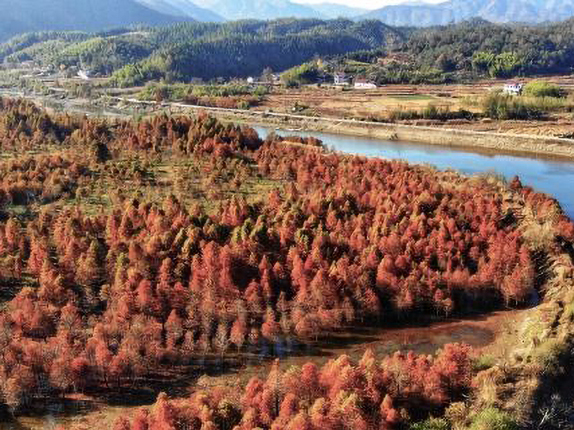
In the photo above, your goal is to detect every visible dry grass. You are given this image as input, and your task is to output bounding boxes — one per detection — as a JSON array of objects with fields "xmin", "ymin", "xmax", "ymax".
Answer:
[{"xmin": 475, "ymin": 367, "xmax": 506, "ymax": 407}]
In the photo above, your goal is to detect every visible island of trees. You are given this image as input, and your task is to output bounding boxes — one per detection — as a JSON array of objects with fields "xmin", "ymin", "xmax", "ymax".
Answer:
[{"xmin": 0, "ymin": 97, "xmax": 571, "ymax": 429}]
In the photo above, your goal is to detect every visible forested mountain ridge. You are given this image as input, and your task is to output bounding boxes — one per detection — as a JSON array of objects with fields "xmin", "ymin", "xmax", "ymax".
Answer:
[
  {"xmin": 0, "ymin": 19, "xmax": 404, "ymax": 85},
  {"xmin": 7, "ymin": 15, "xmax": 574, "ymax": 86},
  {"xmin": 324, "ymin": 17, "xmax": 574, "ymax": 85},
  {"xmin": 401, "ymin": 18, "xmax": 574, "ymax": 76},
  {"xmin": 0, "ymin": 0, "xmax": 190, "ymax": 43},
  {"xmin": 362, "ymin": 0, "xmax": 574, "ymax": 27},
  {"xmin": 111, "ymin": 19, "xmax": 403, "ymax": 85}
]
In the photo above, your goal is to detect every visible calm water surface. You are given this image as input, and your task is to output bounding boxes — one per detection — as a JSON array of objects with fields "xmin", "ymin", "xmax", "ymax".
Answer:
[{"xmin": 256, "ymin": 127, "xmax": 574, "ymax": 219}]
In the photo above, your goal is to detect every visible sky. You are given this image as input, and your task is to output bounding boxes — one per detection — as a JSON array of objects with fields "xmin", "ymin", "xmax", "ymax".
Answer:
[{"xmin": 293, "ymin": 0, "xmax": 444, "ymax": 10}]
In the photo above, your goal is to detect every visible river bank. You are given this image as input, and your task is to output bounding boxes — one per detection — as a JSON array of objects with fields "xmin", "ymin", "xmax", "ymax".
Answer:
[
  {"xmin": 144, "ymin": 100, "xmax": 574, "ymax": 160},
  {"xmin": 3, "ymin": 90, "xmax": 574, "ymax": 160}
]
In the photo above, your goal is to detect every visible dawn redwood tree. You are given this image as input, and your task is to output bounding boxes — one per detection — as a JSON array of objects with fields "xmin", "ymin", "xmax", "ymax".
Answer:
[
  {"xmin": 230, "ymin": 318, "xmax": 247, "ymax": 352},
  {"xmin": 0, "ymin": 101, "xmax": 564, "ymax": 416}
]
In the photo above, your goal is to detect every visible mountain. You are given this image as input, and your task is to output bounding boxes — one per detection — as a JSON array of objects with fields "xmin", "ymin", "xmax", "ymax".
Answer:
[
  {"xmin": 361, "ymin": 0, "xmax": 574, "ymax": 26},
  {"xmin": 0, "ymin": 0, "xmax": 189, "ymax": 42},
  {"xmin": 306, "ymin": 3, "xmax": 367, "ymax": 18},
  {"xmin": 361, "ymin": 3, "xmax": 453, "ymax": 27},
  {"xmin": 135, "ymin": 0, "xmax": 225, "ymax": 21},
  {"xmin": 194, "ymin": 0, "xmax": 325, "ymax": 20}
]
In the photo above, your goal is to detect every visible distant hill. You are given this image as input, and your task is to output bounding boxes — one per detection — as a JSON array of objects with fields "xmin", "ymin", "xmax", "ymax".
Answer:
[
  {"xmin": 361, "ymin": 3, "xmax": 453, "ymax": 27},
  {"xmin": 361, "ymin": 0, "xmax": 574, "ymax": 26},
  {"xmin": 0, "ymin": 0, "xmax": 189, "ymax": 42},
  {"xmin": 0, "ymin": 19, "xmax": 404, "ymax": 84},
  {"xmin": 194, "ymin": 0, "xmax": 324, "ymax": 20},
  {"xmin": 135, "ymin": 0, "xmax": 225, "ymax": 22},
  {"xmin": 307, "ymin": 3, "xmax": 367, "ymax": 18}
]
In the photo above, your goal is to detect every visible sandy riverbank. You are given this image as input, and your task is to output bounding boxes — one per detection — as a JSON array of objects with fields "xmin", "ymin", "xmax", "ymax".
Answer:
[{"xmin": 150, "ymin": 101, "xmax": 574, "ymax": 160}]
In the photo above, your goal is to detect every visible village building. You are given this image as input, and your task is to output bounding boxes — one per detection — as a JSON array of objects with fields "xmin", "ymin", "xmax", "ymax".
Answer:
[
  {"xmin": 503, "ymin": 82, "xmax": 523, "ymax": 96},
  {"xmin": 354, "ymin": 78, "xmax": 377, "ymax": 89},
  {"xmin": 333, "ymin": 72, "xmax": 350, "ymax": 86}
]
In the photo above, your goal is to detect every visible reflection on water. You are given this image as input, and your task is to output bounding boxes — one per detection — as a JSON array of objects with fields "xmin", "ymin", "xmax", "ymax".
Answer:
[
  {"xmin": 256, "ymin": 127, "xmax": 574, "ymax": 220},
  {"xmin": 2, "ymin": 310, "xmax": 517, "ymax": 430}
]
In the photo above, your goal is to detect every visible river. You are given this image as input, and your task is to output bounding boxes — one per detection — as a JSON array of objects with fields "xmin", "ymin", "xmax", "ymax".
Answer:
[{"xmin": 256, "ymin": 127, "xmax": 574, "ymax": 220}]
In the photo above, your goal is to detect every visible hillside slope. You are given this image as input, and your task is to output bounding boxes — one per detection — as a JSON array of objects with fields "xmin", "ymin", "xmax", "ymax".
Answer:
[
  {"xmin": 0, "ymin": 0, "xmax": 189, "ymax": 42},
  {"xmin": 136, "ymin": 0, "xmax": 225, "ymax": 21}
]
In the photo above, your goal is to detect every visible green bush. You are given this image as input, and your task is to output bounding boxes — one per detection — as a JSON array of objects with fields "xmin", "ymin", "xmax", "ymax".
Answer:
[
  {"xmin": 482, "ymin": 93, "xmax": 544, "ymax": 120},
  {"xmin": 469, "ymin": 408, "xmax": 518, "ymax": 430},
  {"xmin": 138, "ymin": 83, "xmax": 269, "ymax": 102},
  {"xmin": 473, "ymin": 354, "xmax": 496, "ymax": 372},
  {"xmin": 523, "ymin": 81, "xmax": 563, "ymax": 98},
  {"xmin": 281, "ymin": 62, "xmax": 322, "ymax": 86},
  {"xmin": 410, "ymin": 418, "xmax": 450, "ymax": 430},
  {"xmin": 388, "ymin": 105, "xmax": 474, "ymax": 122},
  {"xmin": 472, "ymin": 51, "xmax": 524, "ymax": 78}
]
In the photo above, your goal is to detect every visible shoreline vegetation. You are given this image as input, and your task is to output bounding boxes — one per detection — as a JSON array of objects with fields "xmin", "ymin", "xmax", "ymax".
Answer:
[
  {"xmin": 3, "ymin": 89, "xmax": 574, "ymax": 161},
  {"xmin": 115, "ymin": 97, "xmax": 574, "ymax": 160}
]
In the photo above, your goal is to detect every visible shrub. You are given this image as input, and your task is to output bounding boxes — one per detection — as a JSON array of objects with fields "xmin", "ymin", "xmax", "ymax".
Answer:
[
  {"xmin": 523, "ymin": 81, "xmax": 563, "ymax": 98},
  {"xmin": 410, "ymin": 418, "xmax": 451, "ymax": 430},
  {"xmin": 532, "ymin": 339, "xmax": 569, "ymax": 374},
  {"xmin": 469, "ymin": 408, "xmax": 518, "ymax": 430},
  {"xmin": 281, "ymin": 62, "xmax": 322, "ymax": 85},
  {"xmin": 482, "ymin": 94, "xmax": 543, "ymax": 120},
  {"xmin": 473, "ymin": 354, "xmax": 496, "ymax": 372},
  {"xmin": 388, "ymin": 105, "xmax": 474, "ymax": 122}
]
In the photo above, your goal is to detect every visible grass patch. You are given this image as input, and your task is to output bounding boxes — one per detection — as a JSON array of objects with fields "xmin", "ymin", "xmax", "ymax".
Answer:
[
  {"xmin": 473, "ymin": 354, "xmax": 496, "ymax": 372},
  {"xmin": 389, "ymin": 94, "xmax": 436, "ymax": 101},
  {"xmin": 532, "ymin": 339, "xmax": 569, "ymax": 374},
  {"xmin": 388, "ymin": 105, "xmax": 474, "ymax": 121},
  {"xmin": 409, "ymin": 417, "xmax": 450, "ymax": 430},
  {"xmin": 523, "ymin": 81, "xmax": 564, "ymax": 98},
  {"xmin": 469, "ymin": 408, "xmax": 518, "ymax": 430}
]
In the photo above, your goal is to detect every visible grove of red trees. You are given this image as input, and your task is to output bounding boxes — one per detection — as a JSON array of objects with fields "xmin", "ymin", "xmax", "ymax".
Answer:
[
  {"xmin": 65, "ymin": 344, "xmax": 474, "ymax": 430},
  {"xmin": 0, "ymin": 97, "xmax": 572, "ymax": 416}
]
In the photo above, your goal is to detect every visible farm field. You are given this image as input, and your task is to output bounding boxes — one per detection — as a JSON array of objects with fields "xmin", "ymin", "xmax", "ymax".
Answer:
[
  {"xmin": 6, "ymin": 69, "xmax": 574, "ymax": 140},
  {"xmin": 256, "ymin": 77, "xmax": 574, "ymax": 137}
]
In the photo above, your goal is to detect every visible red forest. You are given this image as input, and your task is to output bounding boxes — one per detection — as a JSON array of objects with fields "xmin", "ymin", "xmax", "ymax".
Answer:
[
  {"xmin": 90, "ymin": 344, "xmax": 473, "ymax": 430},
  {"xmin": 0, "ymin": 98, "xmax": 572, "ymax": 424}
]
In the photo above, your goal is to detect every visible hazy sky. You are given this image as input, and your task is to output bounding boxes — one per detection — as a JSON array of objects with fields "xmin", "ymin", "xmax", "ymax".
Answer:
[{"xmin": 293, "ymin": 0, "xmax": 444, "ymax": 10}]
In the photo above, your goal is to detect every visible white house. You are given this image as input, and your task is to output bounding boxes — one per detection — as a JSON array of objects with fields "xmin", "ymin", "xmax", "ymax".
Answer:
[
  {"xmin": 334, "ymin": 72, "xmax": 350, "ymax": 86},
  {"xmin": 354, "ymin": 78, "xmax": 377, "ymax": 89},
  {"xmin": 78, "ymin": 69, "xmax": 92, "ymax": 80},
  {"xmin": 503, "ymin": 82, "xmax": 523, "ymax": 96}
]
